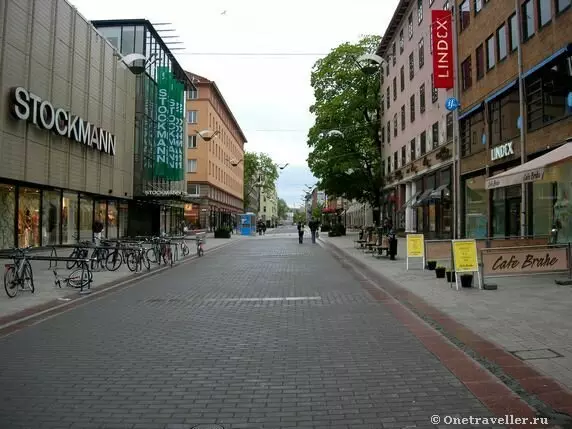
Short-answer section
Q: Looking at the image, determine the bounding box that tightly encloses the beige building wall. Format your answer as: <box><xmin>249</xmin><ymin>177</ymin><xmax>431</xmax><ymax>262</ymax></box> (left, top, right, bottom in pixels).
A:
<box><xmin>0</xmin><ymin>0</ymin><xmax>136</xmax><ymax>198</ymax></box>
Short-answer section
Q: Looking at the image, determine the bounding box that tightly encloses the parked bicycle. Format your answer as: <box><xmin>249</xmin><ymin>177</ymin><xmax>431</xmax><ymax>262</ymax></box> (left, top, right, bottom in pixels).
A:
<box><xmin>196</xmin><ymin>237</ymin><xmax>204</xmax><ymax>257</ymax></box>
<box><xmin>4</xmin><ymin>247</ymin><xmax>35</xmax><ymax>298</ymax></box>
<box><xmin>53</xmin><ymin>263</ymin><xmax>93</xmax><ymax>289</ymax></box>
<box><xmin>126</xmin><ymin>242</ymin><xmax>150</xmax><ymax>272</ymax></box>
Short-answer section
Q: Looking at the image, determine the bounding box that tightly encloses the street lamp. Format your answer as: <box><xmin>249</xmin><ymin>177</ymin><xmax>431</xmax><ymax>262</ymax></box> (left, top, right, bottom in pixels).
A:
<box><xmin>196</xmin><ymin>129</ymin><xmax>220</xmax><ymax>142</ymax></box>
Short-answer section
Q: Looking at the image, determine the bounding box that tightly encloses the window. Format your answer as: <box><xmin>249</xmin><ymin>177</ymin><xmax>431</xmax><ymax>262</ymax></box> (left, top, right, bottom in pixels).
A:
<box><xmin>401</xmin><ymin>146</ymin><xmax>407</xmax><ymax>165</ymax></box>
<box><xmin>393</xmin><ymin>78</ymin><xmax>397</xmax><ymax>100</ymax></box>
<box><xmin>394</xmin><ymin>114</ymin><xmax>398</xmax><ymax>137</ymax></box>
<box><xmin>461</xmin><ymin>56</ymin><xmax>472</xmax><ymax>90</ymax></box>
<box><xmin>461</xmin><ymin>109</ymin><xmax>485</xmax><ymax>156</ymax></box>
<box><xmin>386</xmin><ymin>88</ymin><xmax>390</xmax><ymax>109</ymax></box>
<box><xmin>380</xmin><ymin>95</ymin><xmax>385</xmax><ymax>115</ymax></box>
<box><xmin>409</xmin><ymin>52</ymin><xmax>415</xmax><ymax>80</ymax></box>
<box><xmin>401</xmin><ymin>105</ymin><xmax>406</xmax><ymax>130</ymax></box>
<box><xmin>420</xmin><ymin>84</ymin><xmax>426</xmax><ymax>113</ymax></box>
<box><xmin>187</xmin><ymin>135</ymin><xmax>197</xmax><ymax>149</ymax></box>
<box><xmin>187</xmin><ymin>110</ymin><xmax>197</xmax><ymax>123</ymax></box>
<box><xmin>399</xmin><ymin>29</ymin><xmax>404</xmax><ymax>53</ymax></box>
<box><xmin>381</xmin><ymin>126</ymin><xmax>385</xmax><ymax>144</ymax></box>
<box><xmin>431</xmin><ymin>74</ymin><xmax>438</xmax><ymax>103</ymax></box>
<box><xmin>408</xmin><ymin>13</ymin><xmax>414</xmax><ymax>39</ymax></box>
<box><xmin>460</xmin><ymin>0</ymin><xmax>470</xmax><ymax>31</ymax></box>
<box><xmin>432</xmin><ymin>122</ymin><xmax>439</xmax><ymax>149</ymax></box>
<box><xmin>538</xmin><ymin>0</ymin><xmax>552</xmax><ymax>26</ymax></box>
<box><xmin>418</xmin><ymin>38</ymin><xmax>425</xmax><ymax>68</ymax></box>
<box><xmin>187</xmin><ymin>159</ymin><xmax>197</xmax><ymax>173</ymax></box>
<box><xmin>420</xmin><ymin>131</ymin><xmax>427</xmax><ymax>155</ymax></box>
<box><xmin>187</xmin><ymin>89</ymin><xmax>198</xmax><ymax>99</ymax></box>
<box><xmin>509</xmin><ymin>14</ymin><xmax>519</xmax><ymax>52</ymax></box>
<box><xmin>558</xmin><ymin>0</ymin><xmax>571</xmax><ymax>13</ymax></box>
<box><xmin>522</xmin><ymin>0</ymin><xmax>535</xmax><ymax>40</ymax></box>
<box><xmin>387</xmin><ymin>156</ymin><xmax>392</xmax><ymax>173</ymax></box>
<box><xmin>497</xmin><ymin>24</ymin><xmax>507</xmax><ymax>61</ymax></box>
<box><xmin>490</xmin><ymin>90</ymin><xmax>520</xmax><ymax>145</ymax></box>
<box><xmin>476</xmin><ymin>44</ymin><xmax>485</xmax><ymax>80</ymax></box>
<box><xmin>400</xmin><ymin>66</ymin><xmax>405</xmax><ymax>91</ymax></box>
<box><xmin>475</xmin><ymin>0</ymin><xmax>482</xmax><ymax>13</ymax></box>
<box><xmin>417</xmin><ymin>0</ymin><xmax>423</xmax><ymax>23</ymax></box>
<box><xmin>387</xmin><ymin>122</ymin><xmax>391</xmax><ymax>144</ymax></box>
<box><xmin>394</xmin><ymin>152</ymin><xmax>398</xmax><ymax>170</ymax></box>
<box><xmin>410</xmin><ymin>138</ymin><xmax>416</xmax><ymax>161</ymax></box>
<box><xmin>526</xmin><ymin>55</ymin><xmax>572</xmax><ymax>130</ymax></box>
<box><xmin>446</xmin><ymin>112</ymin><xmax>453</xmax><ymax>141</ymax></box>
<box><xmin>429</xmin><ymin>24</ymin><xmax>433</xmax><ymax>54</ymax></box>
<box><xmin>392</xmin><ymin>43</ymin><xmax>397</xmax><ymax>66</ymax></box>
<box><xmin>410</xmin><ymin>94</ymin><xmax>416</xmax><ymax>122</ymax></box>
<box><xmin>187</xmin><ymin>183</ymin><xmax>200</xmax><ymax>196</ymax></box>
<box><xmin>486</xmin><ymin>35</ymin><xmax>495</xmax><ymax>70</ymax></box>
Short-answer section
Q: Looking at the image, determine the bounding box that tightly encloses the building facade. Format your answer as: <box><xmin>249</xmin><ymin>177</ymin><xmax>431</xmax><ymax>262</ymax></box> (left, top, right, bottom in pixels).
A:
<box><xmin>93</xmin><ymin>19</ymin><xmax>194</xmax><ymax>237</ymax></box>
<box><xmin>0</xmin><ymin>0</ymin><xmax>137</xmax><ymax>249</ymax></box>
<box><xmin>259</xmin><ymin>188</ymin><xmax>278</xmax><ymax>227</ymax></box>
<box><xmin>456</xmin><ymin>0</ymin><xmax>572</xmax><ymax>240</ymax></box>
<box><xmin>376</xmin><ymin>0</ymin><xmax>455</xmax><ymax>239</ymax></box>
<box><xmin>184</xmin><ymin>72</ymin><xmax>246</xmax><ymax>230</ymax></box>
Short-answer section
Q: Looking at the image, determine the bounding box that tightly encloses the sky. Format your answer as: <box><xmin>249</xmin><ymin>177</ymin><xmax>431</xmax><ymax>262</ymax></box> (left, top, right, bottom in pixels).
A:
<box><xmin>71</xmin><ymin>0</ymin><xmax>399</xmax><ymax>208</ymax></box>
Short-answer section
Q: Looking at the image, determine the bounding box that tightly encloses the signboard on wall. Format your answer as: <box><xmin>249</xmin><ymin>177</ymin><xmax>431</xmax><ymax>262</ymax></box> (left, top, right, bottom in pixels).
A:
<box><xmin>482</xmin><ymin>247</ymin><xmax>569</xmax><ymax>276</ymax></box>
<box><xmin>154</xmin><ymin>67</ymin><xmax>185</xmax><ymax>181</ymax></box>
<box><xmin>431</xmin><ymin>10</ymin><xmax>454</xmax><ymax>89</ymax></box>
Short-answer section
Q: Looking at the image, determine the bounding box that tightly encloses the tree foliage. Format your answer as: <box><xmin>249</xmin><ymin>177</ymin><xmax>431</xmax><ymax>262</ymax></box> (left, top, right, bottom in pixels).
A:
<box><xmin>293</xmin><ymin>210</ymin><xmax>306</xmax><ymax>224</ymax></box>
<box><xmin>311</xmin><ymin>203</ymin><xmax>324</xmax><ymax>220</ymax></box>
<box><xmin>277</xmin><ymin>198</ymin><xmax>289</xmax><ymax>220</ymax></box>
<box><xmin>243</xmin><ymin>152</ymin><xmax>279</xmax><ymax>210</ymax></box>
<box><xmin>307</xmin><ymin>35</ymin><xmax>383</xmax><ymax>224</ymax></box>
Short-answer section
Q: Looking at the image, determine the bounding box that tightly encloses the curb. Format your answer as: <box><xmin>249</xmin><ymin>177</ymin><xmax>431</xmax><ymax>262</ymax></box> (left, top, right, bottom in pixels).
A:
<box><xmin>0</xmin><ymin>240</ymin><xmax>237</xmax><ymax>338</ymax></box>
<box><xmin>319</xmin><ymin>238</ymin><xmax>572</xmax><ymax>428</ymax></box>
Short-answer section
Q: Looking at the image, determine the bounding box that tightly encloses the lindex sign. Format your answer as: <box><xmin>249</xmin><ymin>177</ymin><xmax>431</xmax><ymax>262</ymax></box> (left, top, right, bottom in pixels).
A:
<box><xmin>154</xmin><ymin>67</ymin><xmax>184</xmax><ymax>181</ymax></box>
<box><xmin>490</xmin><ymin>141</ymin><xmax>515</xmax><ymax>161</ymax></box>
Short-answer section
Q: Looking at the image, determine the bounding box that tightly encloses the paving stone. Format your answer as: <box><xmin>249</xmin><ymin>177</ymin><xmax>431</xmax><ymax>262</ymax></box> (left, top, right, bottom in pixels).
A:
<box><xmin>0</xmin><ymin>228</ymin><xmax>500</xmax><ymax>428</ymax></box>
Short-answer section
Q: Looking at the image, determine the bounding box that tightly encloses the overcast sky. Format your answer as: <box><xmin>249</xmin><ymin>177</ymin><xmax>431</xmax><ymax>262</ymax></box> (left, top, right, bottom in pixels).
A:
<box><xmin>71</xmin><ymin>0</ymin><xmax>399</xmax><ymax>208</ymax></box>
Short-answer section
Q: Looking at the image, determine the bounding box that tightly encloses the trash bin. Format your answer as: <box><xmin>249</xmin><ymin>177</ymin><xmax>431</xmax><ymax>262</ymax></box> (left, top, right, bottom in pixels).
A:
<box><xmin>388</xmin><ymin>233</ymin><xmax>398</xmax><ymax>260</ymax></box>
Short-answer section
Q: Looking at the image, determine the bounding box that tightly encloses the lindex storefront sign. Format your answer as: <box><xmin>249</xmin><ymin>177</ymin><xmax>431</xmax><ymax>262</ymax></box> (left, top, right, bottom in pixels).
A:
<box><xmin>154</xmin><ymin>67</ymin><xmax>184</xmax><ymax>181</ymax></box>
<box><xmin>490</xmin><ymin>141</ymin><xmax>514</xmax><ymax>161</ymax></box>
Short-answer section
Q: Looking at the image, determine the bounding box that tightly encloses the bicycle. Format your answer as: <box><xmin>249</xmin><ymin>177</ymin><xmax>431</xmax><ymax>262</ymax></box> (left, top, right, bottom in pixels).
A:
<box><xmin>196</xmin><ymin>237</ymin><xmax>204</xmax><ymax>257</ymax></box>
<box><xmin>53</xmin><ymin>262</ymin><xmax>93</xmax><ymax>289</ymax></box>
<box><xmin>180</xmin><ymin>239</ymin><xmax>190</xmax><ymax>257</ymax></box>
<box><xmin>126</xmin><ymin>242</ymin><xmax>150</xmax><ymax>272</ymax></box>
<box><xmin>4</xmin><ymin>247</ymin><xmax>35</xmax><ymax>298</ymax></box>
<box><xmin>66</xmin><ymin>241</ymin><xmax>91</xmax><ymax>270</ymax></box>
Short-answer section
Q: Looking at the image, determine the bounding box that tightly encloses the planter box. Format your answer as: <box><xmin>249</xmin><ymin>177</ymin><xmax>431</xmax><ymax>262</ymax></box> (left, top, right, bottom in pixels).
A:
<box><xmin>446</xmin><ymin>271</ymin><xmax>456</xmax><ymax>282</ymax></box>
<box><xmin>435</xmin><ymin>268</ymin><xmax>446</xmax><ymax>279</ymax></box>
<box><xmin>426</xmin><ymin>261</ymin><xmax>437</xmax><ymax>271</ymax></box>
<box><xmin>460</xmin><ymin>274</ymin><xmax>473</xmax><ymax>288</ymax></box>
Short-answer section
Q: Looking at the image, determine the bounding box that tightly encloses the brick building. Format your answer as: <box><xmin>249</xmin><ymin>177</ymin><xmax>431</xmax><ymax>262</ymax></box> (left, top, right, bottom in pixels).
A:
<box><xmin>455</xmin><ymin>0</ymin><xmax>572</xmax><ymax>240</ymax></box>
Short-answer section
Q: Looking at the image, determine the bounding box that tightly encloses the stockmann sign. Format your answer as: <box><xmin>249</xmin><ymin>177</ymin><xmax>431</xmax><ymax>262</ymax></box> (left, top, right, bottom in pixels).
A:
<box><xmin>9</xmin><ymin>87</ymin><xmax>116</xmax><ymax>156</ymax></box>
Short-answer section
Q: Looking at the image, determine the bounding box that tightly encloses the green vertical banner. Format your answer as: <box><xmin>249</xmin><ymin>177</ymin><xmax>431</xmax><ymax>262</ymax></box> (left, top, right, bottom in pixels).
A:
<box><xmin>154</xmin><ymin>67</ymin><xmax>185</xmax><ymax>181</ymax></box>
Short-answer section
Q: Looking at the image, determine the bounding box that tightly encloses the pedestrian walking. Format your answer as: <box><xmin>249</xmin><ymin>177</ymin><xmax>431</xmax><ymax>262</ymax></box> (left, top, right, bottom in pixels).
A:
<box><xmin>309</xmin><ymin>218</ymin><xmax>318</xmax><ymax>244</ymax></box>
<box><xmin>297</xmin><ymin>221</ymin><xmax>304</xmax><ymax>244</ymax></box>
<box><xmin>92</xmin><ymin>217</ymin><xmax>104</xmax><ymax>245</ymax></box>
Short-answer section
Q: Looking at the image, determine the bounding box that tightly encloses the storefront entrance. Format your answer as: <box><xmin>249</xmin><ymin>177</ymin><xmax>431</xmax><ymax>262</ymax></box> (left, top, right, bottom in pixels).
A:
<box><xmin>491</xmin><ymin>185</ymin><xmax>521</xmax><ymax>237</ymax></box>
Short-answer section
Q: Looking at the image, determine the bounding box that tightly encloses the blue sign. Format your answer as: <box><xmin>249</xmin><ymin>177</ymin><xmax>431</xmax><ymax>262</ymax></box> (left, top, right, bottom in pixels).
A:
<box><xmin>445</xmin><ymin>97</ymin><xmax>460</xmax><ymax>111</ymax></box>
<box><xmin>567</xmin><ymin>92</ymin><xmax>572</xmax><ymax>110</ymax></box>
<box><xmin>517</xmin><ymin>116</ymin><xmax>522</xmax><ymax>130</ymax></box>
<box><xmin>481</xmin><ymin>133</ymin><xmax>486</xmax><ymax>145</ymax></box>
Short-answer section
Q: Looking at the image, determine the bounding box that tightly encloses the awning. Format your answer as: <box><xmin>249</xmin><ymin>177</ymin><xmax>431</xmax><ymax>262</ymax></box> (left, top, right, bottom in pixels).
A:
<box><xmin>485</xmin><ymin>79</ymin><xmax>517</xmax><ymax>104</ymax></box>
<box><xmin>412</xmin><ymin>189</ymin><xmax>434</xmax><ymax>207</ymax></box>
<box><xmin>430</xmin><ymin>184</ymin><xmax>450</xmax><ymax>199</ymax></box>
<box><xmin>523</xmin><ymin>44</ymin><xmax>572</xmax><ymax>79</ymax></box>
<box><xmin>398</xmin><ymin>191</ymin><xmax>421</xmax><ymax>211</ymax></box>
<box><xmin>486</xmin><ymin>142</ymin><xmax>572</xmax><ymax>189</ymax></box>
<box><xmin>458</xmin><ymin>102</ymin><xmax>483</xmax><ymax>121</ymax></box>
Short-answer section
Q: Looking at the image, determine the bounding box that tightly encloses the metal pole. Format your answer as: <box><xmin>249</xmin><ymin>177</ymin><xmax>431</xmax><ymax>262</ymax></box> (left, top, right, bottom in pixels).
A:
<box><xmin>451</xmin><ymin>4</ymin><xmax>461</xmax><ymax>239</ymax></box>
<box><xmin>515</xmin><ymin>0</ymin><xmax>527</xmax><ymax>237</ymax></box>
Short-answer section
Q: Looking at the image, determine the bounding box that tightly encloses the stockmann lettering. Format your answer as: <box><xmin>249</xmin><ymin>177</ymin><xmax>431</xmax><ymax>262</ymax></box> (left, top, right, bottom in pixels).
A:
<box><xmin>490</xmin><ymin>141</ymin><xmax>514</xmax><ymax>161</ymax></box>
<box><xmin>9</xmin><ymin>87</ymin><xmax>116</xmax><ymax>156</ymax></box>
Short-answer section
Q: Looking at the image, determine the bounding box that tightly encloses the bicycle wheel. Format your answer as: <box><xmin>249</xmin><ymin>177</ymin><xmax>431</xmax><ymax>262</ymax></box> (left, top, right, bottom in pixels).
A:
<box><xmin>126</xmin><ymin>252</ymin><xmax>138</xmax><ymax>272</ymax></box>
<box><xmin>146</xmin><ymin>247</ymin><xmax>158</xmax><ymax>264</ymax></box>
<box><xmin>141</xmin><ymin>252</ymin><xmax>151</xmax><ymax>270</ymax></box>
<box><xmin>182</xmin><ymin>242</ymin><xmax>190</xmax><ymax>256</ymax></box>
<box><xmin>105</xmin><ymin>251</ymin><xmax>122</xmax><ymax>271</ymax></box>
<box><xmin>4</xmin><ymin>266</ymin><xmax>17</xmax><ymax>298</ymax></box>
<box><xmin>66</xmin><ymin>249</ymin><xmax>79</xmax><ymax>270</ymax></box>
<box><xmin>22</xmin><ymin>261</ymin><xmax>34</xmax><ymax>294</ymax></box>
<box><xmin>67</xmin><ymin>267</ymin><xmax>92</xmax><ymax>289</ymax></box>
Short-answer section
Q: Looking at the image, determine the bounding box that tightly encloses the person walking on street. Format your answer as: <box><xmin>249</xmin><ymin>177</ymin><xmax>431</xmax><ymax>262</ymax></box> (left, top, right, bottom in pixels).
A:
<box><xmin>92</xmin><ymin>217</ymin><xmax>104</xmax><ymax>245</ymax></box>
<box><xmin>309</xmin><ymin>218</ymin><xmax>318</xmax><ymax>244</ymax></box>
<box><xmin>297</xmin><ymin>221</ymin><xmax>304</xmax><ymax>244</ymax></box>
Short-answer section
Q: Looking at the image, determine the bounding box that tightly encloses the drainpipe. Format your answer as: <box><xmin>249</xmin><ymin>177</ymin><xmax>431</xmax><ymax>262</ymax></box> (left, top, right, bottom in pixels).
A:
<box><xmin>515</xmin><ymin>0</ymin><xmax>527</xmax><ymax>238</ymax></box>
<box><xmin>451</xmin><ymin>3</ymin><xmax>461</xmax><ymax>239</ymax></box>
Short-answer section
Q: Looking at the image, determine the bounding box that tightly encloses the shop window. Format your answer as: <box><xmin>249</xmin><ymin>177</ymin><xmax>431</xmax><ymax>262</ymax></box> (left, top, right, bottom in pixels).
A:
<box><xmin>492</xmin><ymin>185</ymin><xmax>521</xmax><ymax>237</ymax></box>
<box><xmin>476</xmin><ymin>44</ymin><xmax>484</xmax><ymax>80</ymax></box>
<box><xmin>538</xmin><ymin>0</ymin><xmax>552</xmax><ymax>27</ymax></box>
<box><xmin>409</xmin><ymin>52</ymin><xmax>415</xmax><ymax>80</ymax></box>
<box><xmin>418</xmin><ymin>38</ymin><xmax>425</xmax><ymax>68</ymax></box>
<box><xmin>18</xmin><ymin>188</ymin><xmax>41</xmax><ymax>248</ymax></box>
<box><xmin>461</xmin><ymin>56</ymin><xmax>472</xmax><ymax>90</ymax></box>
<box><xmin>400</xmin><ymin>67</ymin><xmax>405</xmax><ymax>91</ymax></box>
<box><xmin>464</xmin><ymin>175</ymin><xmax>487</xmax><ymax>238</ymax></box>
<box><xmin>461</xmin><ymin>109</ymin><xmax>485</xmax><ymax>156</ymax></box>
<box><xmin>420</xmin><ymin>84</ymin><xmax>426</xmax><ymax>113</ymax></box>
<box><xmin>121</xmin><ymin>26</ymin><xmax>135</xmax><ymax>55</ymax></box>
<box><xmin>526</xmin><ymin>54</ymin><xmax>572</xmax><ymax>131</ymax></box>
<box><xmin>107</xmin><ymin>201</ymin><xmax>118</xmax><ymax>239</ymax></box>
<box><xmin>62</xmin><ymin>192</ymin><xmax>78</xmax><ymax>244</ymax></box>
<box><xmin>401</xmin><ymin>105</ymin><xmax>406</xmax><ymax>130</ymax></box>
<box><xmin>119</xmin><ymin>203</ymin><xmax>128</xmax><ymax>238</ymax></box>
<box><xmin>41</xmin><ymin>190</ymin><xmax>61</xmax><ymax>246</ymax></box>
<box><xmin>79</xmin><ymin>195</ymin><xmax>94</xmax><ymax>242</ymax></box>
<box><xmin>490</xmin><ymin>89</ymin><xmax>520</xmax><ymax>146</ymax></box>
<box><xmin>522</xmin><ymin>0</ymin><xmax>535</xmax><ymax>41</ymax></box>
<box><xmin>509</xmin><ymin>14</ymin><xmax>519</xmax><ymax>52</ymax></box>
<box><xmin>558</xmin><ymin>0</ymin><xmax>571</xmax><ymax>13</ymax></box>
<box><xmin>486</xmin><ymin>35</ymin><xmax>495</xmax><ymax>70</ymax></box>
<box><xmin>410</xmin><ymin>94</ymin><xmax>416</xmax><ymax>122</ymax></box>
<box><xmin>532</xmin><ymin>181</ymin><xmax>556</xmax><ymax>237</ymax></box>
<box><xmin>0</xmin><ymin>184</ymin><xmax>16</xmax><ymax>249</ymax></box>
<box><xmin>460</xmin><ymin>0</ymin><xmax>471</xmax><ymax>31</ymax></box>
<box><xmin>497</xmin><ymin>24</ymin><xmax>507</xmax><ymax>61</ymax></box>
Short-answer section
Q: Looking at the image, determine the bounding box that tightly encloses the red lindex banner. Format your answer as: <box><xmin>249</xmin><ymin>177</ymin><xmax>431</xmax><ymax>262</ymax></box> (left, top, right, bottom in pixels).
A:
<box><xmin>431</xmin><ymin>10</ymin><xmax>454</xmax><ymax>89</ymax></box>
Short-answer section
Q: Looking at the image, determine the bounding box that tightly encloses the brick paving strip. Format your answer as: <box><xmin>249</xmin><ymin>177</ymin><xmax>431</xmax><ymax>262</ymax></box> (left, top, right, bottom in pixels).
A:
<box><xmin>321</xmin><ymin>238</ymin><xmax>572</xmax><ymax>428</ymax></box>
<box><xmin>0</xmin><ymin>239</ymin><xmax>238</xmax><ymax>339</ymax></box>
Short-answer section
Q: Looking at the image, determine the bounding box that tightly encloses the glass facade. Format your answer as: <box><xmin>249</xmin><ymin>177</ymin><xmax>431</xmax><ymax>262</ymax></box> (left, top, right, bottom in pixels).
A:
<box><xmin>464</xmin><ymin>175</ymin><xmax>488</xmax><ymax>238</ymax></box>
<box><xmin>18</xmin><ymin>188</ymin><xmax>41</xmax><ymax>248</ymax></box>
<box><xmin>79</xmin><ymin>194</ymin><xmax>94</xmax><ymax>242</ymax></box>
<box><xmin>42</xmin><ymin>190</ymin><xmax>61</xmax><ymax>246</ymax></box>
<box><xmin>0</xmin><ymin>184</ymin><xmax>16</xmax><ymax>249</ymax></box>
<box><xmin>491</xmin><ymin>185</ymin><xmax>521</xmax><ymax>237</ymax></box>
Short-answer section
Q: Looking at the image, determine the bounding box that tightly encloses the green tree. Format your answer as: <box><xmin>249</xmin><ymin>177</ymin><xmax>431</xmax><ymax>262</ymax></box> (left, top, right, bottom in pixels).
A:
<box><xmin>293</xmin><ymin>211</ymin><xmax>306</xmax><ymax>224</ymax></box>
<box><xmin>307</xmin><ymin>35</ymin><xmax>383</xmax><ymax>225</ymax></box>
<box><xmin>277</xmin><ymin>198</ymin><xmax>289</xmax><ymax>219</ymax></box>
<box><xmin>243</xmin><ymin>152</ymin><xmax>279</xmax><ymax>210</ymax></box>
<box><xmin>311</xmin><ymin>202</ymin><xmax>323</xmax><ymax>220</ymax></box>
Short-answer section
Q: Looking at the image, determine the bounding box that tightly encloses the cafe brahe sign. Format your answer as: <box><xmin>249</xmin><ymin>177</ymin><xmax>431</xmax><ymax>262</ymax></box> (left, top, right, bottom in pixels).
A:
<box><xmin>9</xmin><ymin>87</ymin><xmax>116</xmax><ymax>155</ymax></box>
<box><xmin>482</xmin><ymin>247</ymin><xmax>568</xmax><ymax>276</ymax></box>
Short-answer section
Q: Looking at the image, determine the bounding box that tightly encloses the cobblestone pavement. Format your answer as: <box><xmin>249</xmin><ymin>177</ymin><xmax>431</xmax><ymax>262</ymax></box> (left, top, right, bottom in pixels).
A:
<box><xmin>0</xmin><ymin>235</ymin><xmax>505</xmax><ymax>429</ymax></box>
